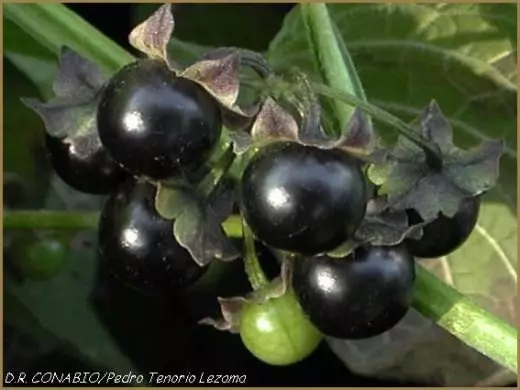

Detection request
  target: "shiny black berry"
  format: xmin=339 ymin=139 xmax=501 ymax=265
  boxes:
xmin=292 ymin=245 xmax=415 ymax=339
xmin=97 ymin=59 xmax=222 ymax=180
xmin=239 ymin=142 xmax=367 ymax=255
xmin=45 ymin=133 xmax=129 ymax=195
xmin=405 ymin=196 xmax=481 ymax=258
xmin=98 ymin=178 xmax=207 ymax=295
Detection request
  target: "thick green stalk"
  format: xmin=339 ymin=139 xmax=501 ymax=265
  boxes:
xmin=3 ymin=210 xmax=243 ymax=238
xmin=4 ymin=210 xmax=99 ymax=230
xmin=301 ymin=3 xmax=368 ymax=132
xmin=4 ymin=3 xmax=133 ymax=74
xmin=414 ymin=267 xmax=517 ymax=372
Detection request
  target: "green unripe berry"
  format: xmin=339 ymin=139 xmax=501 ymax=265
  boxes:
xmin=239 ymin=291 xmax=323 ymax=366
xmin=12 ymin=235 xmax=68 ymax=281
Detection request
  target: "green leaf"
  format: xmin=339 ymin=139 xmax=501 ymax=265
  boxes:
xmin=155 ymin=184 xmax=190 ymax=220
xmin=369 ymin=101 xmax=504 ymax=221
xmin=268 ymin=3 xmax=517 ymax=199
xmin=4 ymin=290 xmax=60 ymax=352
xmin=173 ymin=182 xmax=240 ymax=267
xmin=353 ymin=198 xmax=425 ymax=247
xmin=22 ymin=47 xmax=106 ymax=139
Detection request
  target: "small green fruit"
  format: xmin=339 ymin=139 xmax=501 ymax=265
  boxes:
xmin=13 ymin=236 xmax=68 ymax=281
xmin=239 ymin=290 xmax=322 ymax=366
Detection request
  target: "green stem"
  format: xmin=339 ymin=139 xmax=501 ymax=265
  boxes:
xmin=244 ymin=75 xmax=444 ymax=170
xmin=414 ymin=266 xmax=517 ymax=372
xmin=3 ymin=210 xmax=517 ymax=372
xmin=4 ymin=3 xmax=133 ymax=75
xmin=197 ymin=145 xmax=236 ymax=199
xmin=4 ymin=210 xmax=99 ymax=230
xmin=285 ymin=70 xmax=323 ymax=139
xmin=311 ymin=82 xmax=443 ymax=169
xmin=242 ymin=221 xmax=269 ymax=291
xmin=300 ymin=3 xmax=359 ymax=132
xmin=3 ymin=210 xmax=243 ymax=238
xmin=202 ymin=47 xmax=274 ymax=80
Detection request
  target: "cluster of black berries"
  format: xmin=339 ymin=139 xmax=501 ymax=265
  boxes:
xmin=44 ymin=57 xmax=227 ymax=293
xmin=28 ymin=4 xmax=489 ymax=367
xmin=42 ymin=52 xmax=479 ymax=336
xmin=239 ymin=138 xmax=480 ymax=341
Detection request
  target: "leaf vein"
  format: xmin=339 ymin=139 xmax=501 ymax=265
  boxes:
xmin=474 ymin=223 xmax=517 ymax=282
xmin=439 ymin=256 xmax=455 ymax=285
xmin=344 ymin=40 xmax=515 ymax=91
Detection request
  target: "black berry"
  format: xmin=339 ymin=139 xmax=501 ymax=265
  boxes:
xmin=97 ymin=59 xmax=222 ymax=180
xmin=239 ymin=142 xmax=367 ymax=255
xmin=98 ymin=178 xmax=207 ymax=295
xmin=292 ymin=245 xmax=415 ymax=339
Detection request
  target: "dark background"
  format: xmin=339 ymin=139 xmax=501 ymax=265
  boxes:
xmin=69 ymin=3 xmax=296 ymax=53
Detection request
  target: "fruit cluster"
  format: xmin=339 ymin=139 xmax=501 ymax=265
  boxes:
xmin=24 ymin=4 xmax=502 ymax=368
xmin=35 ymin=53 xmax=226 ymax=294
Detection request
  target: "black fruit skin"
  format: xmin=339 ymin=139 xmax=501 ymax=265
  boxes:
xmin=239 ymin=142 xmax=367 ymax=255
xmin=405 ymin=196 xmax=481 ymax=258
xmin=292 ymin=245 xmax=416 ymax=339
xmin=98 ymin=178 xmax=207 ymax=295
xmin=97 ymin=59 xmax=222 ymax=180
xmin=45 ymin=133 xmax=129 ymax=195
